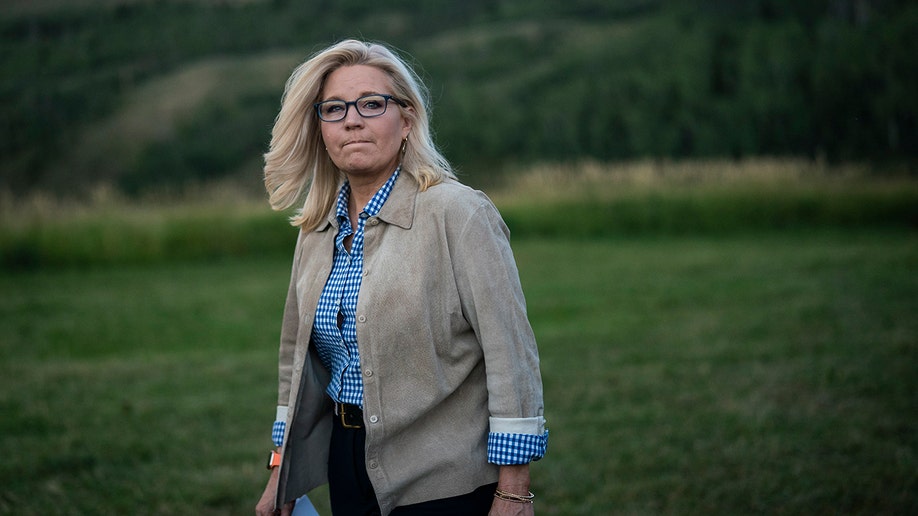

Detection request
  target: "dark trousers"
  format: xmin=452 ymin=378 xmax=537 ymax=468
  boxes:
xmin=328 ymin=415 xmax=496 ymax=515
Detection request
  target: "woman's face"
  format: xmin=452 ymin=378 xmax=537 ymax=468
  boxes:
xmin=319 ymin=65 xmax=412 ymax=182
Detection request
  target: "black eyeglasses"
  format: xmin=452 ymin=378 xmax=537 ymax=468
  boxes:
xmin=314 ymin=94 xmax=407 ymax=122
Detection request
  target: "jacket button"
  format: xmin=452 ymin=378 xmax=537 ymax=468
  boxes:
xmin=368 ymin=460 xmax=378 ymax=469
xmin=369 ymin=415 xmax=379 ymax=424
xmin=357 ymin=315 xmax=366 ymax=323
xmin=369 ymin=218 xmax=379 ymax=226
xmin=364 ymin=369 xmax=373 ymax=377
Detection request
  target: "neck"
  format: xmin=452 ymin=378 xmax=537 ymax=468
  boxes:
xmin=345 ymin=166 xmax=398 ymax=213
xmin=347 ymin=175 xmax=386 ymax=213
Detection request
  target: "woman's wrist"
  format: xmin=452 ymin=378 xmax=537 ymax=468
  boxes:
xmin=494 ymin=488 xmax=535 ymax=504
xmin=497 ymin=463 xmax=531 ymax=494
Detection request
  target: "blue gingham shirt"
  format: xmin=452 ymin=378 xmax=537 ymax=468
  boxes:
xmin=312 ymin=168 xmax=400 ymax=406
xmin=273 ymin=167 xmax=547 ymax=464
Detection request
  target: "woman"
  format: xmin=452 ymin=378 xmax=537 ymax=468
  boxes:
xmin=255 ymin=39 xmax=547 ymax=516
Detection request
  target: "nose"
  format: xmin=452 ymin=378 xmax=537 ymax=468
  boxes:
xmin=343 ymin=105 xmax=365 ymax=127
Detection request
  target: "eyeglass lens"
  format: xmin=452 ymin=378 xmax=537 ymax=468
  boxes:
xmin=317 ymin=94 xmax=390 ymax=121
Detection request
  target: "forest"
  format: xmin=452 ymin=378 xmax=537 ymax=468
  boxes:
xmin=1 ymin=0 xmax=916 ymax=197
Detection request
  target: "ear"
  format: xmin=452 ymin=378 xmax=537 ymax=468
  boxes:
xmin=400 ymin=106 xmax=414 ymax=139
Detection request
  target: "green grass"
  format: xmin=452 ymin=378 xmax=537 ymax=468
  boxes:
xmin=519 ymin=232 xmax=918 ymax=514
xmin=1 ymin=230 xmax=916 ymax=514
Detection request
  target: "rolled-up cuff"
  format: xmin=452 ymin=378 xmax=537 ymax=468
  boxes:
xmin=489 ymin=416 xmax=546 ymax=435
xmin=272 ymin=406 xmax=289 ymax=447
xmin=487 ymin=430 xmax=549 ymax=465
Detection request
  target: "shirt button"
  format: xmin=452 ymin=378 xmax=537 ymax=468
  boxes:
xmin=357 ymin=315 xmax=366 ymax=323
xmin=369 ymin=415 xmax=379 ymax=424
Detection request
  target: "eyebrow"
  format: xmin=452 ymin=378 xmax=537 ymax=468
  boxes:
xmin=320 ymin=91 xmax=389 ymax=102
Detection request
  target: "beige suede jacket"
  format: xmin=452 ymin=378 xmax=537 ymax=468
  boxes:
xmin=272 ymin=175 xmax=546 ymax=515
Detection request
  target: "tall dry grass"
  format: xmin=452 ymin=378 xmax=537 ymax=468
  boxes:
xmin=0 ymin=180 xmax=292 ymax=269
xmin=2 ymin=159 xmax=916 ymax=268
xmin=491 ymin=158 xmax=911 ymax=204
xmin=491 ymin=159 xmax=918 ymax=238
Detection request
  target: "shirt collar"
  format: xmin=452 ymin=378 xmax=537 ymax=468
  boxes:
xmin=334 ymin=166 xmax=401 ymax=223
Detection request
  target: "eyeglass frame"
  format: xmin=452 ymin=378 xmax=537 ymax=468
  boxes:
xmin=314 ymin=94 xmax=408 ymax=122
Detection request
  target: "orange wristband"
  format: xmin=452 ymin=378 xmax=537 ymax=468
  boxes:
xmin=266 ymin=450 xmax=281 ymax=470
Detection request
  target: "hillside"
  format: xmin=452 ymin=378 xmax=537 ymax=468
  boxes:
xmin=1 ymin=0 xmax=915 ymax=197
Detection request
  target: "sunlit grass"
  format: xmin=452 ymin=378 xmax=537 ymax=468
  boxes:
xmin=3 ymin=159 xmax=916 ymax=269
xmin=492 ymin=158 xmax=914 ymax=203
xmin=492 ymin=159 xmax=918 ymax=238
xmin=0 ymin=182 xmax=294 ymax=268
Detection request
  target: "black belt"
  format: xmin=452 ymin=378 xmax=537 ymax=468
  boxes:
xmin=334 ymin=402 xmax=364 ymax=429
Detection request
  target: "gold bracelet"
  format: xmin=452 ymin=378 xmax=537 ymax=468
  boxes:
xmin=494 ymin=489 xmax=535 ymax=504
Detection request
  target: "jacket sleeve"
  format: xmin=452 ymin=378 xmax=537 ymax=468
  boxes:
xmin=277 ymin=229 xmax=304 ymax=411
xmin=450 ymin=194 xmax=546 ymax=438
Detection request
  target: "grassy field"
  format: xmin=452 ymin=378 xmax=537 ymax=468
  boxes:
xmin=1 ymin=228 xmax=916 ymax=514
xmin=1 ymin=160 xmax=916 ymax=513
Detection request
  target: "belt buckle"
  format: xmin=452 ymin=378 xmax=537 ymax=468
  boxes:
xmin=338 ymin=404 xmax=362 ymax=429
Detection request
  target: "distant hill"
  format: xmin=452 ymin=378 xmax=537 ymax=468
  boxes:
xmin=1 ymin=0 xmax=915 ymax=197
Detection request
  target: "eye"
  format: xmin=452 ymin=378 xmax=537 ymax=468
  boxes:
xmin=322 ymin=102 xmax=345 ymax=114
xmin=360 ymin=98 xmax=384 ymax=110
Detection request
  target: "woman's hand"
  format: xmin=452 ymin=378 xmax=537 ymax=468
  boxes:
xmin=490 ymin=497 xmax=535 ymax=516
xmin=255 ymin=466 xmax=294 ymax=516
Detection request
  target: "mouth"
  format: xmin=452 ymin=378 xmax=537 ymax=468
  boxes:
xmin=344 ymin=140 xmax=371 ymax=147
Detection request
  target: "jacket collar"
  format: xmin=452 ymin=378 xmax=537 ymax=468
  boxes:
xmin=317 ymin=172 xmax=418 ymax=232
xmin=376 ymin=172 xmax=417 ymax=230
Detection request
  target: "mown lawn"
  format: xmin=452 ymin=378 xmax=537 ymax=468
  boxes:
xmin=1 ymin=230 xmax=916 ymax=514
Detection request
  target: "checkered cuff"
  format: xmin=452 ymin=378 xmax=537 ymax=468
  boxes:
xmin=272 ymin=420 xmax=286 ymax=447
xmin=487 ymin=430 xmax=549 ymax=465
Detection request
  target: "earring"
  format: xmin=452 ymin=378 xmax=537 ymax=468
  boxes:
xmin=400 ymin=138 xmax=407 ymax=154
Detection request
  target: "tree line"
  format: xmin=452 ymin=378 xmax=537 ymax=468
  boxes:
xmin=1 ymin=0 xmax=914 ymax=195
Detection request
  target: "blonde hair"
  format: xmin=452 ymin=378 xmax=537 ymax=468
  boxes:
xmin=263 ymin=39 xmax=455 ymax=230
